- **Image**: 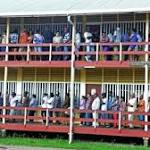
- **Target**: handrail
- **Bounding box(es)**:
[0,42,149,63]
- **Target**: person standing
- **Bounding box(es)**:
[112,96,120,128]
[29,94,38,122]
[84,29,93,61]
[53,92,61,124]
[137,95,145,122]
[75,31,81,60]
[101,93,108,126]
[33,30,44,60]
[9,92,18,122]
[63,27,71,60]
[85,93,92,126]
[22,91,30,107]
[19,29,28,51]
[127,93,137,128]
[79,96,86,126]
[9,29,19,60]
[100,32,110,60]
[91,92,100,127]
[113,27,122,60]
[53,32,62,60]
[41,93,49,123]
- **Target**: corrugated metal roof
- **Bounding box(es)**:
[0,0,150,17]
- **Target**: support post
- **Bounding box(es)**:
[144,13,149,146]
[119,42,122,61]
[2,18,9,136]
[68,15,76,144]
[118,111,122,130]
[2,18,9,125]
[49,44,52,61]
[24,107,27,126]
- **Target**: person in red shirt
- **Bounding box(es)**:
[19,29,28,52]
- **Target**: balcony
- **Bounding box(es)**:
[0,42,149,68]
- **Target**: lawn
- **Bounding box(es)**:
[0,137,149,150]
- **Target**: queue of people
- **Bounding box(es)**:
[0,26,146,61]
[0,90,148,128]
[79,91,146,128]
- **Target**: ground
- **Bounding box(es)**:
[0,137,149,150]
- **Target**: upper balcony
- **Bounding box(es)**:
[0,42,149,69]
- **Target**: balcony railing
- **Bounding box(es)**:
[0,106,150,138]
[0,42,149,67]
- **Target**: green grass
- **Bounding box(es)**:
[0,137,149,150]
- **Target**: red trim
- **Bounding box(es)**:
[0,61,71,68]
[0,123,150,138]
[73,127,150,138]
[75,61,130,68]
[0,61,131,68]
[0,124,69,133]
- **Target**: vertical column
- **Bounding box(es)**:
[100,15,103,60]
[117,69,119,96]
[2,18,10,125]
[63,68,66,100]
[80,69,86,97]
[16,68,23,98]
[144,13,149,146]
[69,16,76,144]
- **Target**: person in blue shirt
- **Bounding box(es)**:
[122,31,130,60]
[128,28,138,60]
[9,29,19,60]
[128,28,138,51]
[107,91,115,123]
[33,30,44,60]
[29,94,38,122]
[33,30,44,52]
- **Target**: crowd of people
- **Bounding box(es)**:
[0,90,148,128]
[0,26,147,61]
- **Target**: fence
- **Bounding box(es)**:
[102,83,150,102]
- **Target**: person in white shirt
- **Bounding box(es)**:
[41,93,49,123]
[127,93,137,128]
[75,32,81,60]
[101,93,108,124]
[75,32,81,51]
[91,93,100,127]
[84,29,94,61]
[9,92,18,116]
[53,32,62,60]
[113,27,122,60]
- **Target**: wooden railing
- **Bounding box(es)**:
[0,106,150,138]
[0,42,149,63]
